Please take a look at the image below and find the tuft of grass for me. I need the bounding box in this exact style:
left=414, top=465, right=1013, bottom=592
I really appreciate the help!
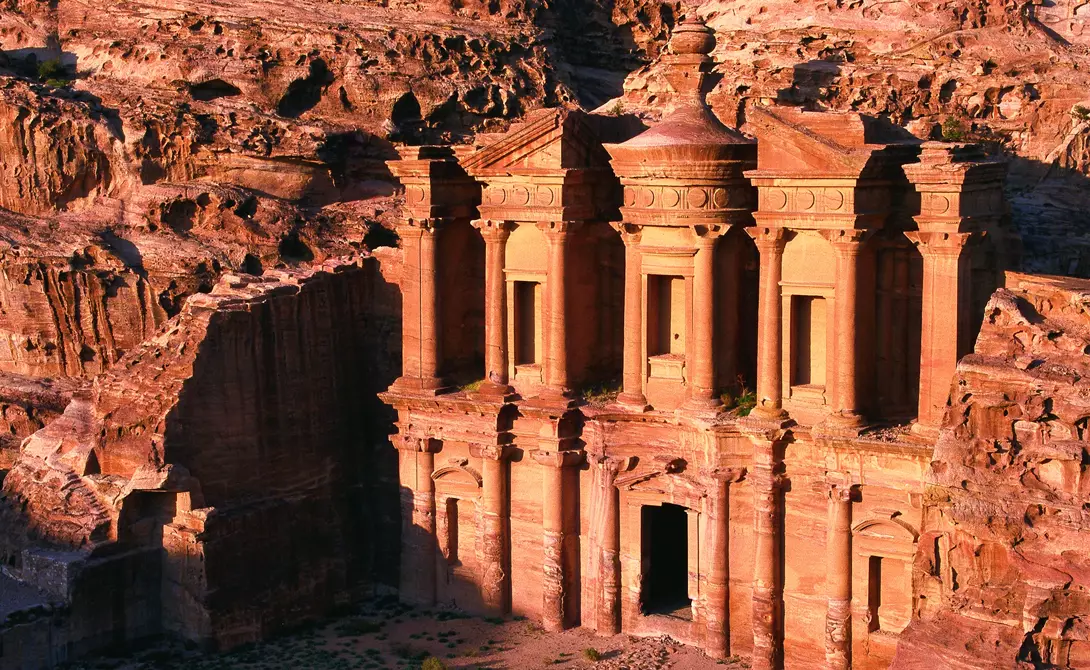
left=580, top=379, right=622, bottom=405
left=582, top=647, right=602, bottom=662
left=459, top=379, right=484, bottom=393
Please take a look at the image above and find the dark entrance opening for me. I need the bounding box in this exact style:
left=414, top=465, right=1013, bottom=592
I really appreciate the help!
left=641, top=503, right=690, bottom=617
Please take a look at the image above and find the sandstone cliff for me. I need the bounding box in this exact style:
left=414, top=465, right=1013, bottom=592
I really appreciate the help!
left=893, top=272, right=1090, bottom=668
left=0, top=254, right=402, bottom=650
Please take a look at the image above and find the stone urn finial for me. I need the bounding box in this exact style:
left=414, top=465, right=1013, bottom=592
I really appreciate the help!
left=669, top=14, right=715, bottom=56
left=663, top=14, right=715, bottom=104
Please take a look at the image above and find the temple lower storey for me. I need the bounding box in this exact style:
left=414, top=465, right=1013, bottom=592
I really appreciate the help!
left=380, top=392, right=933, bottom=669
left=379, top=16, right=1020, bottom=670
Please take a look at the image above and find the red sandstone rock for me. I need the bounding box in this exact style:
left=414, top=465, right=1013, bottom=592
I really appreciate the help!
left=893, top=272, right=1090, bottom=669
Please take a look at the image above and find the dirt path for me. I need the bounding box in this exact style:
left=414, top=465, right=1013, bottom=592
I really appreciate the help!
left=66, top=596, right=749, bottom=670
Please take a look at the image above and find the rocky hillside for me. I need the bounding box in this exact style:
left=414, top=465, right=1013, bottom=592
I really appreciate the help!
left=893, top=272, right=1090, bottom=668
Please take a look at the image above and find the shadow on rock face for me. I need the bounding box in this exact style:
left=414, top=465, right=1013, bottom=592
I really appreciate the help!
left=277, top=58, right=335, bottom=119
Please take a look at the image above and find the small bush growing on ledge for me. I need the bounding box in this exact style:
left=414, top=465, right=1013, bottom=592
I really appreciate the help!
left=36, top=58, right=72, bottom=88
left=421, top=657, right=448, bottom=670
left=941, top=116, right=967, bottom=141
left=1073, top=105, right=1090, bottom=122
left=583, top=647, right=602, bottom=662
left=720, top=374, right=756, bottom=417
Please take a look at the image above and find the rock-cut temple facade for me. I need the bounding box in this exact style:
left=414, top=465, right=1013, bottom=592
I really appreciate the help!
left=379, top=16, right=1017, bottom=670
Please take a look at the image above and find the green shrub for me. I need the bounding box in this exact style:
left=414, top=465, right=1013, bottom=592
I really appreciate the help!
left=1073, top=105, right=1090, bottom=122
left=36, top=59, right=71, bottom=87
left=582, top=647, right=602, bottom=662
left=941, top=116, right=966, bottom=141
left=422, top=657, right=448, bottom=670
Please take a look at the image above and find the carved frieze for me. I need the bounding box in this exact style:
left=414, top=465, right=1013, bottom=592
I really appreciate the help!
left=618, top=181, right=755, bottom=226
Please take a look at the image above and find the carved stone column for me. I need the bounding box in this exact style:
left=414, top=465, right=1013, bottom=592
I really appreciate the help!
left=747, top=227, right=788, bottom=419
left=904, top=231, right=973, bottom=436
left=688, top=230, right=722, bottom=409
left=593, top=456, right=633, bottom=635
left=823, top=229, right=870, bottom=427
left=825, top=480, right=855, bottom=670
left=471, top=443, right=510, bottom=614
left=392, top=219, right=444, bottom=392
left=397, top=436, right=441, bottom=606
left=740, top=424, right=789, bottom=670
left=539, top=221, right=575, bottom=400
left=534, top=448, right=584, bottom=631
left=613, top=223, right=648, bottom=409
left=473, top=219, right=514, bottom=398
left=703, top=467, right=746, bottom=659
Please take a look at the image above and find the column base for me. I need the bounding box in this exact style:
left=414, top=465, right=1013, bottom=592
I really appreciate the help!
left=909, top=421, right=941, bottom=441
left=750, top=405, right=789, bottom=422
left=390, top=375, right=449, bottom=395
left=815, top=411, right=869, bottom=438
left=526, top=387, right=577, bottom=411
left=470, top=380, right=517, bottom=402
left=683, top=394, right=722, bottom=411
left=615, top=392, right=651, bottom=412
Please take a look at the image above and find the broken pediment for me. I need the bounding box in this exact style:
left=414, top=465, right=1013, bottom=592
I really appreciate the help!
left=744, top=106, right=918, bottom=177
left=457, top=108, right=616, bottom=176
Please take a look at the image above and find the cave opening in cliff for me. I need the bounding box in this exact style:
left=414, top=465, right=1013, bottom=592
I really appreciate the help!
left=640, top=503, right=690, bottom=618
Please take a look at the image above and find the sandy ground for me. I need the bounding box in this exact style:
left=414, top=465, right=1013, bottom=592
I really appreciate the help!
left=64, top=596, right=749, bottom=670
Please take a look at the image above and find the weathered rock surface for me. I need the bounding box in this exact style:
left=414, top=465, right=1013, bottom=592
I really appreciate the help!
left=893, top=272, right=1090, bottom=669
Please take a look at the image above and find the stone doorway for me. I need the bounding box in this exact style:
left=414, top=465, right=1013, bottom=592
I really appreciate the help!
left=640, top=503, right=690, bottom=618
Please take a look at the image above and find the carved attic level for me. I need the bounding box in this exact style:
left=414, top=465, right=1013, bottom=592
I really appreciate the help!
left=380, top=12, right=1024, bottom=670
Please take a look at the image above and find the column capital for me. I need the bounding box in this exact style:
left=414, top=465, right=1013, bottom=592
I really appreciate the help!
left=399, top=217, right=447, bottom=236
left=609, top=221, right=643, bottom=244
left=701, top=466, right=748, bottom=484
left=469, top=443, right=511, bottom=461
left=819, top=227, right=874, bottom=254
left=594, top=454, right=637, bottom=477
left=823, top=471, right=860, bottom=502
left=692, top=223, right=729, bottom=245
left=472, top=218, right=513, bottom=242
left=395, top=435, right=442, bottom=453
left=824, top=482, right=859, bottom=503
left=532, top=448, right=586, bottom=469
left=904, top=229, right=976, bottom=255
left=537, top=220, right=581, bottom=238
left=745, top=225, right=788, bottom=252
